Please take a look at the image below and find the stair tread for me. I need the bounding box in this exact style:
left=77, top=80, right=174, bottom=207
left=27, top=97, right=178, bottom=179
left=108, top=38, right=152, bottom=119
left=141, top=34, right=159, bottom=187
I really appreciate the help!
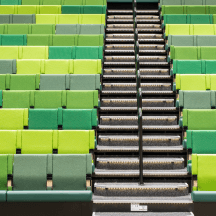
left=93, top=194, right=193, bottom=204
left=102, top=75, right=172, bottom=79
left=98, top=125, right=180, bottom=130
left=93, top=212, right=194, bottom=216
left=100, top=107, right=177, bottom=111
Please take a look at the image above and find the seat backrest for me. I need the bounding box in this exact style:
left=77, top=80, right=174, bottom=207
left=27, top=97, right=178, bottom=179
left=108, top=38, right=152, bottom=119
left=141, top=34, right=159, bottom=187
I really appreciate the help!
left=197, top=35, right=216, bottom=46
left=73, top=60, right=101, bottom=74
left=39, top=5, right=61, bottom=14
left=12, top=14, right=36, bottom=24
left=0, top=60, right=16, bottom=74
left=84, top=0, right=106, bottom=5
left=0, top=0, right=21, bottom=4
left=165, top=24, right=191, bottom=36
left=0, top=46, right=19, bottom=59
left=188, top=15, right=212, bottom=24
left=160, top=0, right=182, bottom=5
left=183, top=0, right=203, bottom=4
left=0, top=35, right=27, bottom=46
left=52, top=35, right=76, bottom=46
left=79, top=24, right=104, bottom=34
left=42, top=0, right=63, bottom=5
left=170, top=46, right=198, bottom=60
left=193, top=24, right=215, bottom=35
left=20, top=46, right=49, bottom=59
left=56, top=24, right=78, bottom=34
left=31, top=24, right=55, bottom=34
left=6, top=24, right=31, bottom=34
left=77, top=34, right=103, bottom=46
left=63, top=0, right=83, bottom=5
left=192, top=154, right=216, bottom=191
left=74, top=46, right=103, bottom=59
left=49, top=46, right=73, bottom=59
left=53, top=154, right=92, bottom=190
left=200, top=47, right=216, bottom=60
left=36, top=14, right=57, bottom=24
left=164, top=15, right=187, bottom=25
left=179, top=90, right=211, bottom=109
left=44, top=59, right=72, bottom=74
left=0, top=108, right=28, bottom=130
left=210, top=74, right=216, bottom=90
left=184, top=6, right=206, bottom=14
left=168, top=35, right=195, bottom=47
left=0, top=131, right=17, bottom=154
left=162, top=6, right=184, bottom=15
left=79, top=14, right=105, bottom=25
left=17, top=59, right=42, bottom=74
left=187, top=130, right=216, bottom=153
left=57, top=14, right=79, bottom=24
left=13, top=154, right=49, bottom=190
left=27, top=34, right=52, bottom=46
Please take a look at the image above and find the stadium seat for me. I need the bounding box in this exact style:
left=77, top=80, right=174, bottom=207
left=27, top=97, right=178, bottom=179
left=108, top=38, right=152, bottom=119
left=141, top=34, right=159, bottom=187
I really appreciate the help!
left=31, top=24, right=55, bottom=34
left=77, top=34, right=104, bottom=46
left=27, top=34, right=52, bottom=46
left=0, top=35, right=27, bottom=45
left=0, top=74, right=40, bottom=90
left=0, top=14, right=36, bottom=24
left=182, top=109, right=216, bottom=130
left=0, top=60, right=16, bottom=74
left=161, top=6, right=184, bottom=15
left=56, top=24, right=104, bottom=34
left=62, top=5, right=106, bottom=14
left=79, top=14, right=106, bottom=25
left=184, top=130, right=216, bottom=154
left=73, top=60, right=102, bottom=74
left=160, top=0, right=216, bottom=6
left=0, top=108, right=28, bottom=130
left=0, top=0, right=21, bottom=4
left=39, top=5, right=61, bottom=14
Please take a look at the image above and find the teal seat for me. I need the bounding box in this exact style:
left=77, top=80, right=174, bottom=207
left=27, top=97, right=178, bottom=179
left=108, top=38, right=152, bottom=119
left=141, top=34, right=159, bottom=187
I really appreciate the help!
left=0, top=35, right=27, bottom=45
left=62, top=5, right=106, bottom=14
left=0, top=0, right=21, bottom=4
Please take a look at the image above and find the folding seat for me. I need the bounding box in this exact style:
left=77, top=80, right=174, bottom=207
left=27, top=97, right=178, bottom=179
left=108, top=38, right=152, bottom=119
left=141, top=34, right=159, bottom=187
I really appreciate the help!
left=163, top=15, right=187, bottom=26
left=49, top=46, right=73, bottom=59
left=0, top=74, right=40, bottom=90
left=196, top=36, right=216, bottom=46
left=0, top=15, right=11, bottom=24
left=27, top=34, right=52, bottom=46
left=200, top=47, right=216, bottom=59
left=160, top=0, right=182, bottom=6
left=77, top=34, right=104, bottom=46
left=210, top=74, right=216, bottom=90
left=0, top=154, right=13, bottom=193
left=29, top=109, right=58, bottom=130
left=193, top=24, right=215, bottom=35
left=0, top=60, right=16, bottom=74
left=83, top=6, right=106, bottom=14
left=206, top=0, right=216, bottom=5
left=36, top=15, right=57, bottom=24
left=176, top=74, right=208, bottom=91
left=205, top=60, right=216, bottom=73
left=31, top=24, right=55, bottom=34
left=57, top=130, right=95, bottom=154
left=0, top=108, right=28, bottom=130
left=44, top=59, right=72, bottom=74
left=69, top=74, right=100, bottom=90
left=0, top=0, right=21, bottom=4
left=57, top=14, right=79, bottom=24
left=165, top=24, right=191, bottom=37
left=0, top=46, right=19, bottom=59
left=34, top=90, right=64, bottom=108
left=41, top=0, right=63, bottom=4
left=79, top=14, right=106, bottom=25
left=40, top=74, right=67, bottom=90
left=0, top=35, right=27, bottom=46
left=2, top=90, right=33, bottom=108
left=17, top=59, right=43, bottom=74
left=52, top=35, right=76, bottom=46
left=12, top=14, right=36, bottom=24
left=0, top=6, right=17, bottom=14
left=182, top=0, right=203, bottom=4
left=179, top=90, right=212, bottom=109
left=84, top=0, right=106, bottom=5
left=66, top=90, right=99, bottom=109
left=74, top=47, right=103, bottom=60
left=188, top=15, right=213, bottom=24
left=62, top=5, right=106, bottom=14
left=13, top=154, right=50, bottom=190
left=170, top=46, right=198, bottom=60
left=182, top=109, right=216, bottom=130
left=39, top=5, right=61, bottom=14
left=52, top=154, right=92, bottom=190
left=0, top=131, right=18, bottom=154
left=73, top=60, right=101, bottom=74
left=20, top=46, right=49, bottom=59
left=208, top=6, right=216, bottom=14
left=79, top=24, right=104, bottom=34
left=167, top=36, right=195, bottom=50
left=184, top=6, right=206, bottom=14
left=61, top=5, right=82, bottom=14
left=161, top=6, right=184, bottom=16
left=22, top=0, right=40, bottom=4
left=17, top=5, right=39, bottom=14
left=6, top=24, right=31, bottom=34
left=56, top=24, right=79, bottom=34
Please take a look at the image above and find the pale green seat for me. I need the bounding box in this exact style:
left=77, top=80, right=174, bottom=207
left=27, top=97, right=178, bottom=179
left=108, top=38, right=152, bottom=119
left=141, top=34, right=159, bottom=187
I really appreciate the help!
left=39, top=5, right=61, bottom=14
left=0, top=108, right=28, bottom=130
left=0, top=132, right=18, bottom=154
left=17, top=59, right=44, bottom=74
left=74, top=60, right=101, bottom=74
left=79, top=14, right=105, bottom=25
left=44, top=60, right=73, bottom=74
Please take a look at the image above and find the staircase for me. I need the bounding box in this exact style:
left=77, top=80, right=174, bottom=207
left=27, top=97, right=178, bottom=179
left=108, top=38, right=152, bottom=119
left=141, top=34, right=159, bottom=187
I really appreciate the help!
left=93, top=2, right=193, bottom=215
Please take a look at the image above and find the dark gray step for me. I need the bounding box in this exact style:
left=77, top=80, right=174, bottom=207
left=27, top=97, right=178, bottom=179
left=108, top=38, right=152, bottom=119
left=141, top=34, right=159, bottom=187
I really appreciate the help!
left=104, top=62, right=135, bottom=66
left=105, top=44, right=164, bottom=50
left=107, top=19, right=160, bottom=23
left=105, top=50, right=166, bottom=54
left=106, top=24, right=161, bottom=29
left=99, top=107, right=177, bottom=112
left=93, top=212, right=194, bottom=216
left=100, top=116, right=177, bottom=126
left=98, top=125, right=180, bottom=131
left=106, top=38, right=134, bottom=43
left=140, top=62, right=169, bottom=66
left=101, top=98, right=174, bottom=107
left=94, top=183, right=189, bottom=197
left=102, top=75, right=172, bottom=80
left=96, top=157, right=184, bottom=170
left=98, top=135, right=181, bottom=147
left=106, top=28, right=134, bottom=32
left=96, top=145, right=184, bottom=152
left=101, top=90, right=174, bottom=95
left=103, top=68, right=169, bottom=76
left=139, top=39, right=165, bottom=43
left=107, top=15, right=159, bottom=19
left=107, top=10, right=159, bottom=15
left=102, top=83, right=171, bottom=91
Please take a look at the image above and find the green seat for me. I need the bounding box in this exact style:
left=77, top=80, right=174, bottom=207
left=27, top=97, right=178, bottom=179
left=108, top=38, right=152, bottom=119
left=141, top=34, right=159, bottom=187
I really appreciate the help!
left=79, top=14, right=106, bottom=25
left=17, top=59, right=43, bottom=74
left=188, top=15, right=212, bottom=24
left=6, top=24, right=31, bottom=34
left=165, top=24, right=192, bottom=36
left=0, top=0, right=21, bottom=4
left=31, top=24, right=55, bottom=34
left=182, top=109, right=216, bottom=130
left=53, top=154, right=92, bottom=190
left=0, top=108, right=28, bottom=130
left=0, top=35, right=27, bottom=45
left=77, top=34, right=103, bottom=46
left=44, top=60, right=73, bottom=74
left=74, top=60, right=101, bottom=74
left=52, top=35, right=76, bottom=46
left=161, top=6, right=184, bottom=16
left=163, top=15, right=187, bottom=26
left=39, top=5, right=61, bottom=14
left=0, top=154, right=13, bottom=191
left=0, top=60, right=16, bottom=74
left=200, top=47, right=216, bottom=59
left=13, top=154, right=49, bottom=190
left=179, top=90, right=212, bottom=109
left=170, top=46, right=198, bottom=60
left=185, top=6, right=206, bottom=14
left=17, top=5, right=38, bottom=14
left=62, top=5, right=106, bottom=14
left=0, top=46, right=19, bottom=59
left=193, top=24, right=216, bottom=35
left=176, top=74, right=209, bottom=91
left=0, top=131, right=18, bottom=154
left=185, top=130, right=216, bottom=153
left=0, top=74, right=39, bottom=90
left=49, top=46, right=73, bottom=59
left=36, top=14, right=57, bottom=24
left=27, top=34, right=52, bottom=46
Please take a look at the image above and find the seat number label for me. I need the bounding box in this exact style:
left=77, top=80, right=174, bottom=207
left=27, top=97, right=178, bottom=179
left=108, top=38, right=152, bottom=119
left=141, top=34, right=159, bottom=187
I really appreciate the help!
left=131, top=203, right=148, bottom=211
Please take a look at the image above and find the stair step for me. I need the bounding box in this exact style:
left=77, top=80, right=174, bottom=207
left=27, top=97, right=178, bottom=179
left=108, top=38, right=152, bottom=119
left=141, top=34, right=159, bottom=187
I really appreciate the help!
left=98, top=125, right=181, bottom=131
left=107, top=24, right=161, bottom=29
left=107, top=10, right=159, bottom=15
left=101, top=91, right=174, bottom=95
left=98, top=135, right=181, bottom=147
left=100, top=107, right=177, bottom=112
left=107, top=19, right=160, bottom=23
left=106, top=28, right=134, bottom=32
left=100, top=116, right=177, bottom=126
left=96, top=157, right=184, bottom=170
left=103, top=69, right=169, bottom=75
left=107, top=15, right=160, bottom=19
left=101, top=98, right=174, bottom=107
left=102, top=83, right=172, bottom=91
left=103, top=75, right=172, bottom=80
left=94, top=183, right=189, bottom=196
left=140, top=62, right=169, bottom=66
left=93, top=212, right=194, bottom=216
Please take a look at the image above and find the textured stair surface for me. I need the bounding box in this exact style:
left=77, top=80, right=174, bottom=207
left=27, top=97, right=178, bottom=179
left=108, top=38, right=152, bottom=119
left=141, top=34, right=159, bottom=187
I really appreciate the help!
left=93, top=213, right=194, bottom=216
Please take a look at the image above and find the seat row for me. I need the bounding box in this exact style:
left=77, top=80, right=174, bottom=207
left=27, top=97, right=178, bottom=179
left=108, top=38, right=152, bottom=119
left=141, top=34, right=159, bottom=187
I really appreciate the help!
left=0, top=46, right=103, bottom=60
left=0, top=0, right=106, bottom=5
left=161, top=5, right=216, bottom=15
left=0, top=59, right=101, bottom=75
left=0, top=90, right=99, bottom=109
left=160, top=0, right=216, bottom=6
left=0, top=74, right=100, bottom=90
left=0, top=24, right=104, bottom=34
left=0, top=108, right=98, bottom=130
left=0, top=5, right=107, bottom=14
left=0, top=34, right=104, bottom=46
left=170, top=46, right=216, bottom=61
left=165, top=24, right=216, bottom=37
left=0, top=130, right=95, bottom=154
left=0, top=154, right=93, bottom=202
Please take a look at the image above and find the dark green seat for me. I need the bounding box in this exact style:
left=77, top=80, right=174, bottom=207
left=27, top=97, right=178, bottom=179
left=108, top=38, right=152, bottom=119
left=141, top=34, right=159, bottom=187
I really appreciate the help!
left=62, top=5, right=106, bottom=14
left=0, top=35, right=27, bottom=45
left=0, top=0, right=21, bottom=4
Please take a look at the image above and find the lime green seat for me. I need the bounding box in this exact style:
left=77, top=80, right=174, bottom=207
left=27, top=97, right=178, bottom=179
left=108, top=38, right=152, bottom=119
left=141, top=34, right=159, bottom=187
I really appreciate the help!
left=22, top=0, right=106, bottom=5
left=0, top=108, right=28, bottom=130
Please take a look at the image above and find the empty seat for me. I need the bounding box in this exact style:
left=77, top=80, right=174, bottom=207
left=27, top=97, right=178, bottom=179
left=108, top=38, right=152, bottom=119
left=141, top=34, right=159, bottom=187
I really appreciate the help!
left=0, top=60, right=16, bottom=74
left=185, top=130, right=216, bottom=153
left=29, top=108, right=98, bottom=130
left=62, top=5, right=106, bottom=14
left=5, top=24, right=31, bottom=34
left=79, top=14, right=106, bottom=25
left=73, top=60, right=101, bottom=74
left=160, top=0, right=216, bottom=6
left=161, top=6, right=184, bottom=15
left=182, top=109, right=216, bottom=130
left=27, top=34, right=52, bottom=46
left=22, top=0, right=106, bottom=5
left=0, top=35, right=26, bottom=45
left=17, top=5, right=39, bottom=14
left=0, top=15, right=36, bottom=24
left=0, top=74, right=40, bottom=90
left=77, top=34, right=103, bottom=46
left=39, top=5, right=61, bottom=14
left=0, top=108, right=28, bottom=130
left=0, top=0, right=21, bottom=4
